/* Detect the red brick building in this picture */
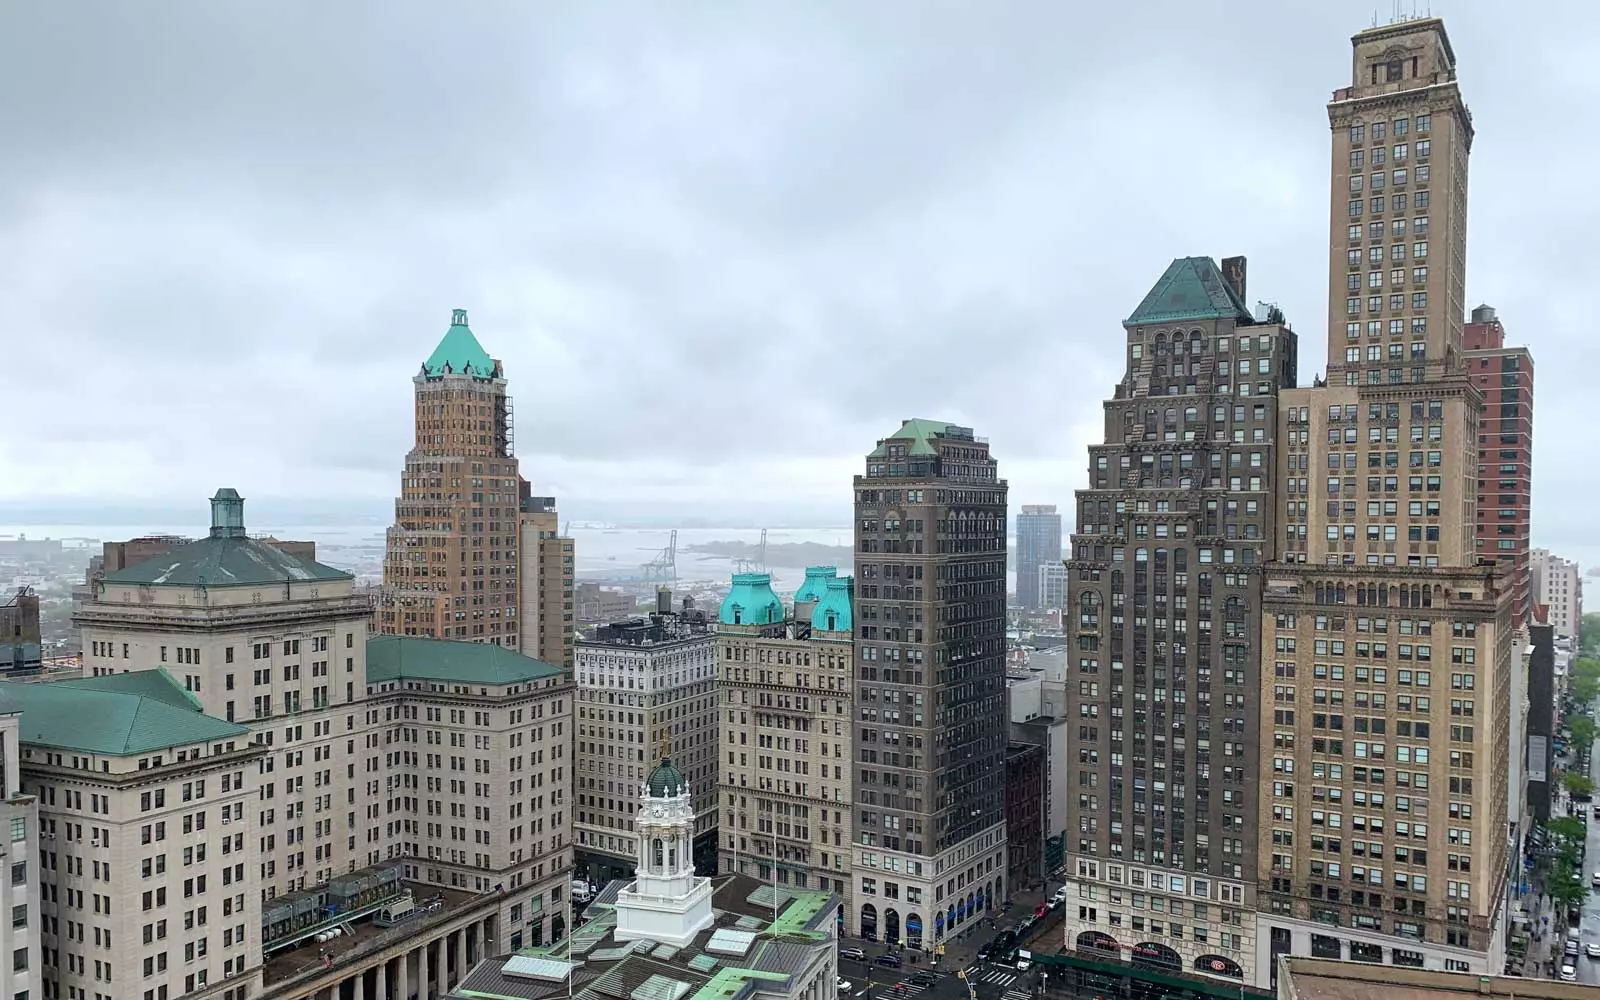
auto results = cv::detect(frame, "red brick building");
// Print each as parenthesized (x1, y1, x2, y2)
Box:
(1463, 304, 1534, 627)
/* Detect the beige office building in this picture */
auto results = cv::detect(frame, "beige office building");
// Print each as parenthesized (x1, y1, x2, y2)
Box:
(1530, 549, 1582, 642)
(716, 568, 855, 910)
(0, 712, 41, 1000)
(573, 599, 718, 886)
(1254, 17, 1512, 988)
(68, 488, 574, 998)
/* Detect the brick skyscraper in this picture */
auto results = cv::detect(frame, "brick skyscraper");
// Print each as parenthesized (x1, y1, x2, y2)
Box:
(1462, 305, 1534, 628)
(1059, 256, 1298, 987)
(379, 309, 573, 667)
(847, 419, 1009, 950)
(1257, 18, 1512, 986)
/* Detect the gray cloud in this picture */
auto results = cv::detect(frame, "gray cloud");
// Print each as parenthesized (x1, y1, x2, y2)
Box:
(1, 0, 1595, 557)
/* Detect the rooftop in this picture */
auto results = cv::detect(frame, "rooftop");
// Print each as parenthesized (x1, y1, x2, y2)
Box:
(866, 418, 975, 459)
(423, 308, 501, 379)
(1125, 256, 1253, 326)
(1279, 956, 1585, 1000)
(366, 634, 564, 688)
(450, 874, 839, 1000)
(718, 574, 783, 628)
(101, 489, 352, 589)
(0, 668, 248, 755)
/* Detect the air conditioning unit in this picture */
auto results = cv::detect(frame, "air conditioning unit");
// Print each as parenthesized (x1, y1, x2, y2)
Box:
(222, 816, 231, 825)
(224, 971, 235, 980)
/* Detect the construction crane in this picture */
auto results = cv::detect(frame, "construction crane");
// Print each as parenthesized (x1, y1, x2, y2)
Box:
(640, 530, 677, 587)
(732, 529, 768, 574)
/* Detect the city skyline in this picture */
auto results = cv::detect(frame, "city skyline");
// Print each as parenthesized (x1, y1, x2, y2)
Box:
(2, 3, 1594, 557)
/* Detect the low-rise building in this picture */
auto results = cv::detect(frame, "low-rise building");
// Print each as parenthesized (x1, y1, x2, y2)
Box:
(0, 588, 41, 674)
(448, 750, 841, 1000)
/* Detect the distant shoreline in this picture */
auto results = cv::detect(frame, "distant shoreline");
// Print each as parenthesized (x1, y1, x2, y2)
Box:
(685, 540, 853, 569)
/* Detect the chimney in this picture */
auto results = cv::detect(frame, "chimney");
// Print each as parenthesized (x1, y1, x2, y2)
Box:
(1221, 256, 1247, 304)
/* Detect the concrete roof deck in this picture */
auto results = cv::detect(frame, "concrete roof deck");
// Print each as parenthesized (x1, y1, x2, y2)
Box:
(262, 881, 483, 988)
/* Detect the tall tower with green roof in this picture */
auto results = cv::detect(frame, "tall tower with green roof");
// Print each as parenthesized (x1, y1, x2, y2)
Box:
(379, 309, 572, 665)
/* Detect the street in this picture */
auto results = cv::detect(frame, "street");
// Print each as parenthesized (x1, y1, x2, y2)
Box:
(836, 959, 1036, 1000)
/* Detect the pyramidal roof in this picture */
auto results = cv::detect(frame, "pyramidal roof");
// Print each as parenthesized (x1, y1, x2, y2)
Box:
(422, 308, 500, 378)
(1125, 257, 1253, 326)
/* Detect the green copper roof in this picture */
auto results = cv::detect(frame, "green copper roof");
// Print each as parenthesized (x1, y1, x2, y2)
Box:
(810, 576, 853, 634)
(365, 634, 563, 687)
(102, 489, 352, 589)
(0, 671, 248, 755)
(1125, 256, 1253, 326)
(646, 754, 688, 798)
(718, 573, 783, 627)
(422, 308, 500, 378)
(867, 418, 964, 459)
(792, 566, 836, 605)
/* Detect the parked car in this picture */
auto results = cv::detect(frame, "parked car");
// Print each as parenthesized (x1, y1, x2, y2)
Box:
(875, 954, 903, 968)
(837, 980, 852, 992)
(1587, 943, 1600, 959)
(839, 948, 866, 962)
(1051, 887, 1068, 905)
(1561, 964, 1579, 982)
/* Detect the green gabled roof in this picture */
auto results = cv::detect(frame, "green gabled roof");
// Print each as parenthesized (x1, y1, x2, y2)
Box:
(0, 671, 247, 756)
(867, 417, 958, 459)
(102, 534, 352, 588)
(1125, 256, 1253, 326)
(422, 308, 499, 378)
(59, 667, 206, 711)
(365, 634, 563, 687)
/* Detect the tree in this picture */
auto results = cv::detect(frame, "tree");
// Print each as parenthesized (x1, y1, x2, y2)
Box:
(1571, 714, 1597, 750)
(1551, 816, 1588, 845)
(1563, 772, 1595, 799)
(1551, 859, 1589, 912)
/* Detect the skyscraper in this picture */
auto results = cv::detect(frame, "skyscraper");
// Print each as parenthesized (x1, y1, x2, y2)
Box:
(1257, 18, 1511, 984)
(848, 419, 1008, 951)
(1016, 505, 1064, 611)
(1059, 256, 1297, 987)
(1463, 305, 1534, 628)
(379, 309, 573, 667)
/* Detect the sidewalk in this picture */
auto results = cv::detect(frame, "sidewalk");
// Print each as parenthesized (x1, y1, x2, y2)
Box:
(839, 878, 1062, 974)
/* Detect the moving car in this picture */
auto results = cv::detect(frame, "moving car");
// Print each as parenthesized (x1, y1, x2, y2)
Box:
(909, 971, 937, 987)
(1561, 964, 1579, 982)
(1051, 887, 1068, 905)
(875, 954, 903, 968)
(1588, 943, 1600, 960)
(839, 948, 866, 962)
(837, 980, 852, 992)
(1014, 949, 1034, 972)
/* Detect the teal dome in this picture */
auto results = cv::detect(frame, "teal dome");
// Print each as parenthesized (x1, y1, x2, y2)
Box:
(793, 566, 837, 605)
(811, 576, 854, 633)
(719, 573, 784, 627)
(647, 756, 688, 798)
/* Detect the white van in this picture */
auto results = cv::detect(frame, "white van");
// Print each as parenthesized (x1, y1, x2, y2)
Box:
(572, 879, 594, 902)
(1014, 950, 1033, 972)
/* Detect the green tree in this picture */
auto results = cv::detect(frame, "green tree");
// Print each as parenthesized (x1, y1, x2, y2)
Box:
(1551, 859, 1589, 912)
(1572, 714, 1597, 750)
(1563, 772, 1595, 799)
(1551, 816, 1588, 845)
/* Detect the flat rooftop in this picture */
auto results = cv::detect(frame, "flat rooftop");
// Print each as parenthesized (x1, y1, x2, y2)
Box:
(263, 881, 482, 987)
(1281, 957, 1591, 1000)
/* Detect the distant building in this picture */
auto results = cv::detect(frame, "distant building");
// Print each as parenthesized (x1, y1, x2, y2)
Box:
(1464, 304, 1535, 628)
(1004, 742, 1045, 889)
(0, 588, 41, 673)
(716, 568, 855, 913)
(1037, 562, 1068, 611)
(1016, 505, 1063, 611)
(1531, 548, 1583, 643)
(573, 594, 718, 884)
(378, 309, 574, 668)
(576, 581, 637, 623)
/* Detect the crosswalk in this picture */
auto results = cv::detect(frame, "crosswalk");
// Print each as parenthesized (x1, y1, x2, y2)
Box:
(1000, 988, 1031, 1000)
(961, 967, 1018, 987)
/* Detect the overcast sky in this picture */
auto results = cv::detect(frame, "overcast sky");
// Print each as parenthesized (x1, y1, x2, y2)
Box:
(1, 1, 1595, 548)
